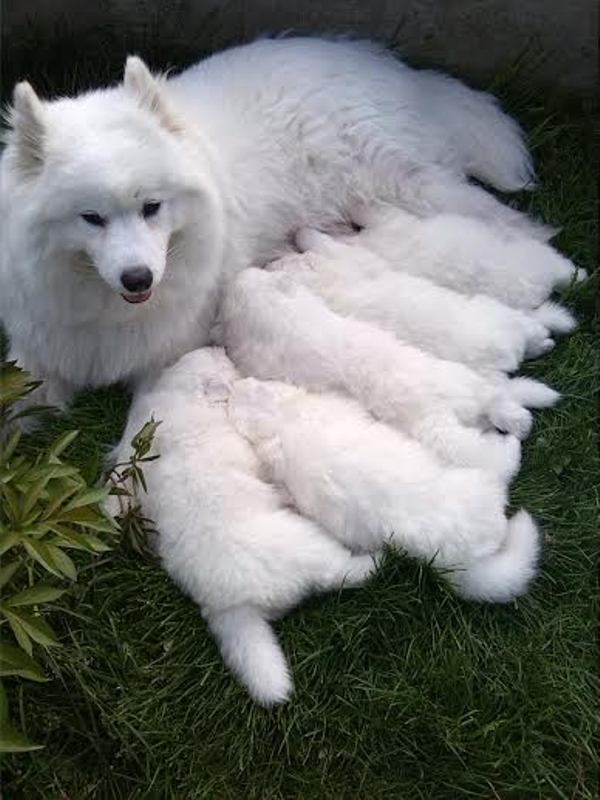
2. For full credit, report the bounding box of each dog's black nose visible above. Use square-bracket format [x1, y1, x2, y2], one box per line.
[121, 266, 153, 293]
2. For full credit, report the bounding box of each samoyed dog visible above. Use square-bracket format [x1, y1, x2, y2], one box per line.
[274, 228, 576, 373]
[344, 204, 586, 308]
[230, 378, 541, 603]
[221, 266, 559, 477]
[108, 347, 378, 705]
[0, 37, 545, 405]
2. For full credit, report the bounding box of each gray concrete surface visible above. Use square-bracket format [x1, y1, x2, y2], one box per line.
[3, 0, 598, 96]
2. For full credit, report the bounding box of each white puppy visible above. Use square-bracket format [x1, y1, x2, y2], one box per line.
[342, 205, 585, 309]
[230, 379, 541, 602]
[107, 347, 378, 706]
[269, 229, 576, 373]
[221, 268, 559, 477]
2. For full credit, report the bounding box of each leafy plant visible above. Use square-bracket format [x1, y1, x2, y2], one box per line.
[0, 361, 158, 752]
[106, 417, 161, 558]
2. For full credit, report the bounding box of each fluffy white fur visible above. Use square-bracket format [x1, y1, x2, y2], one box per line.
[221, 267, 559, 478]
[1, 37, 545, 403]
[270, 228, 576, 372]
[230, 379, 541, 602]
[344, 204, 586, 309]
[107, 347, 378, 706]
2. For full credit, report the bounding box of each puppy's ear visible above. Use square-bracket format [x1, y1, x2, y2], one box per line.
[123, 56, 182, 134]
[9, 81, 46, 177]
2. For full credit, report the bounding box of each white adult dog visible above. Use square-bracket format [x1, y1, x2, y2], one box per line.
[108, 347, 378, 706]
[1, 37, 545, 405]
[230, 378, 540, 603]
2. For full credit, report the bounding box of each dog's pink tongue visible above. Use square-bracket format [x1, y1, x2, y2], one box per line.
[122, 290, 152, 304]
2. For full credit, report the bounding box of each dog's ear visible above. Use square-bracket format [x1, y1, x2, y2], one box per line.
[123, 56, 182, 134]
[9, 81, 46, 177]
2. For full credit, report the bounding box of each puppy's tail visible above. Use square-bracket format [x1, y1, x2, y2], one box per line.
[206, 606, 292, 706]
[508, 376, 561, 409]
[415, 70, 535, 193]
[449, 510, 541, 602]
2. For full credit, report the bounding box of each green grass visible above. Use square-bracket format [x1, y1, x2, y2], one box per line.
[1, 27, 598, 800]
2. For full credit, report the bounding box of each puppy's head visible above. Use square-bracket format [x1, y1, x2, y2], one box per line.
[162, 348, 238, 400]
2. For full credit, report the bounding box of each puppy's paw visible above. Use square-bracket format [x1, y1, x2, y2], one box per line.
[525, 334, 555, 359]
[343, 552, 382, 587]
[488, 400, 532, 440]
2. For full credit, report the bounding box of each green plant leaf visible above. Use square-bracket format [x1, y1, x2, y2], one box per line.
[8, 404, 56, 423]
[130, 418, 161, 458]
[80, 532, 113, 553]
[23, 539, 77, 581]
[0, 720, 43, 752]
[21, 473, 56, 518]
[0, 682, 42, 754]
[63, 486, 110, 511]
[134, 466, 148, 493]
[48, 523, 93, 553]
[46, 430, 79, 461]
[0, 361, 43, 407]
[6, 584, 66, 607]
[0, 607, 59, 648]
[0, 458, 28, 485]
[47, 525, 96, 552]
[40, 481, 81, 522]
[3, 612, 33, 655]
[1, 484, 21, 523]
[25, 463, 80, 483]
[23, 540, 64, 579]
[0, 531, 21, 556]
[0, 429, 22, 464]
[57, 506, 117, 534]
[0, 643, 48, 682]
[0, 560, 20, 589]
[50, 526, 112, 553]
[45, 544, 77, 581]
[18, 524, 58, 540]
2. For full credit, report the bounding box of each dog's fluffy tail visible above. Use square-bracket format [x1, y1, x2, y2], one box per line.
[206, 606, 292, 706]
[508, 376, 561, 409]
[416, 70, 535, 193]
[449, 510, 541, 602]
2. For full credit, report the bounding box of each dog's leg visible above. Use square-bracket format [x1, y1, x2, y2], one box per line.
[316, 551, 382, 591]
[411, 413, 522, 481]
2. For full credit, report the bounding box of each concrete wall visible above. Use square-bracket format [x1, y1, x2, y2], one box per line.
[3, 0, 598, 96]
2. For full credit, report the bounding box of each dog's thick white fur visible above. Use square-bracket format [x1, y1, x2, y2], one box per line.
[230, 378, 541, 602]
[271, 229, 576, 373]
[1, 37, 546, 403]
[344, 205, 586, 309]
[221, 267, 559, 477]
[107, 347, 378, 705]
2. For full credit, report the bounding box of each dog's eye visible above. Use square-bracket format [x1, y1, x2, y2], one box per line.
[81, 212, 106, 227]
[142, 201, 161, 219]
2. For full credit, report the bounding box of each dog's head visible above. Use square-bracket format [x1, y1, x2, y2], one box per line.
[3, 57, 222, 304]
